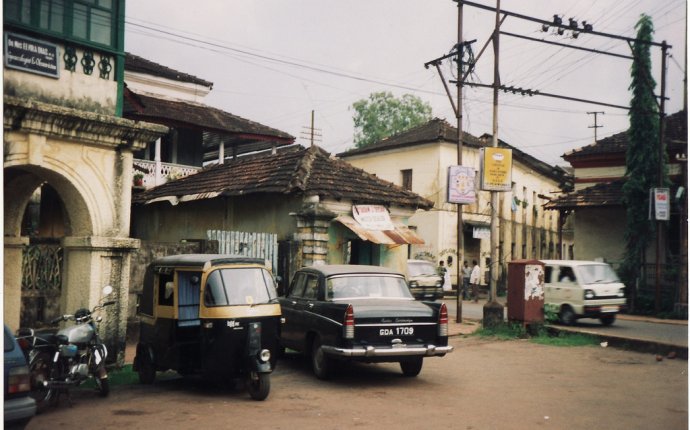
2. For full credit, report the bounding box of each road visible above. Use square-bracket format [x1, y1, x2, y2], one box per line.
[444, 297, 688, 347]
[24, 335, 687, 430]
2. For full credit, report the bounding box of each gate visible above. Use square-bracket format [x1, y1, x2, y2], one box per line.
[207, 230, 278, 274]
[21, 242, 63, 327]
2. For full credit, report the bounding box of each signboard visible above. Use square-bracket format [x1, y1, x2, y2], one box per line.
[480, 147, 512, 191]
[352, 205, 394, 231]
[5, 32, 60, 78]
[473, 226, 490, 239]
[447, 165, 476, 204]
[651, 188, 670, 221]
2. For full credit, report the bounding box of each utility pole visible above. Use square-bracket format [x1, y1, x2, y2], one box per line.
[455, 0, 465, 323]
[300, 110, 322, 147]
[483, 0, 504, 327]
[655, 42, 668, 313]
[587, 111, 605, 142]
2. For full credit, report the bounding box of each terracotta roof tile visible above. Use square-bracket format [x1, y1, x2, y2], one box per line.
[125, 53, 213, 88]
[133, 145, 434, 210]
[544, 180, 624, 210]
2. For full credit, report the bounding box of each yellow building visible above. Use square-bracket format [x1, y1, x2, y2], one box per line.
[339, 119, 571, 293]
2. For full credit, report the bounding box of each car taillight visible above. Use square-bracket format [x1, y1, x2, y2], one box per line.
[438, 303, 448, 337]
[17, 338, 31, 350]
[8, 365, 31, 394]
[344, 304, 354, 339]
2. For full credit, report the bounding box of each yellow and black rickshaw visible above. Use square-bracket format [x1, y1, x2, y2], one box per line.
[133, 254, 281, 400]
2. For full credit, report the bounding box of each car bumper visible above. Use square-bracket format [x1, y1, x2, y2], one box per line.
[322, 344, 453, 358]
[4, 396, 36, 424]
[409, 288, 443, 300]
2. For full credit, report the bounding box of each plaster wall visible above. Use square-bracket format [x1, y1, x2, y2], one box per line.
[4, 44, 118, 115]
[574, 207, 626, 263]
[574, 166, 626, 190]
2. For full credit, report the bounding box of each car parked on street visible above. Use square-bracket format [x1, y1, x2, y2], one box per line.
[406, 259, 444, 301]
[278, 264, 453, 379]
[4, 325, 36, 428]
[542, 260, 627, 326]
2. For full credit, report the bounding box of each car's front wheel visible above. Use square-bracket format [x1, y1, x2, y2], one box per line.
[311, 337, 332, 380]
[400, 357, 423, 377]
[559, 306, 576, 326]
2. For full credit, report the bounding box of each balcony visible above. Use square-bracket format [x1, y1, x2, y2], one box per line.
[133, 159, 201, 189]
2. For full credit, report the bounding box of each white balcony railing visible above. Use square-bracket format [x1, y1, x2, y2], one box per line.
[133, 159, 201, 189]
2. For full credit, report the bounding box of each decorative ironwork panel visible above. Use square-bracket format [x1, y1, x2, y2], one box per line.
[22, 245, 63, 292]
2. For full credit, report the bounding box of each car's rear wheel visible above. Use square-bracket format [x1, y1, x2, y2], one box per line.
[400, 357, 423, 377]
[311, 337, 332, 380]
[559, 306, 576, 326]
[600, 315, 616, 326]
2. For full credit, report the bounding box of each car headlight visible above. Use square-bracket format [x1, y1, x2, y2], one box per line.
[258, 349, 271, 363]
[435, 281, 442, 287]
[617, 288, 625, 298]
[584, 289, 595, 300]
[409, 281, 418, 288]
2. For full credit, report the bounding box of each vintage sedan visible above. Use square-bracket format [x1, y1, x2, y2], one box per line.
[278, 265, 453, 379]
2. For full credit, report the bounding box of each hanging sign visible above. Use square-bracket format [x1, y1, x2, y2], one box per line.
[352, 205, 394, 231]
[480, 147, 512, 191]
[447, 165, 476, 204]
[4, 32, 60, 78]
[651, 188, 670, 221]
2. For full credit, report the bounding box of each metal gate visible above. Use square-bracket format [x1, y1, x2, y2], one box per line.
[21, 243, 63, 327]
[207, 230, 278, 274]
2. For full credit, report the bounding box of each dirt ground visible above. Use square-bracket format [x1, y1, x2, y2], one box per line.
[25, 335, 688, 430]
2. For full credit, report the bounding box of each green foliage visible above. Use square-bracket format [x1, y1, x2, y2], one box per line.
[474, 321, 599, 347]
[621, 14, 669, 298]
[351, 91, 432, 148]
[543, 303, 560, 323]
[78, 365, 139, 390]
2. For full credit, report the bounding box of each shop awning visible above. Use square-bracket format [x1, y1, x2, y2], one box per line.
[335, 215, 425, 245]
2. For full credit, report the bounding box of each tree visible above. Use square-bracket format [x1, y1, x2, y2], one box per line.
[620, 14, 668, 309]
[351, 92, 432, 148]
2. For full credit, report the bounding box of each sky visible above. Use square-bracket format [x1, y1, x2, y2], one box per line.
[124, 0, 686, 167]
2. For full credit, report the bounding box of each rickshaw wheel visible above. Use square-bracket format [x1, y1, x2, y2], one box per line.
[246, 372, 270, 401]
[136, 350, 156, 385]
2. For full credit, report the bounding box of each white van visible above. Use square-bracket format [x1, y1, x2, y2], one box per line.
[542, 260, 627, 326]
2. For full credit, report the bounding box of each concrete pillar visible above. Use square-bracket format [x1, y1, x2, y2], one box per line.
[4, 236, 30, 332]
[293, 202, 335, 267]
[62, 236, 140, 365]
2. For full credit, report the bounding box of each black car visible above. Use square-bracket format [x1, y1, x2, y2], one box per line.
[278, 264, 453, 379]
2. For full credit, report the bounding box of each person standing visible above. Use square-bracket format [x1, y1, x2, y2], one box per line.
[469, 259, 481, 303]
[438, 261, 451, 292]
[462, 261, 472, 300]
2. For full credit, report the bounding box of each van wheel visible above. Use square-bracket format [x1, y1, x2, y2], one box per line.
[559, 306, 576, 326]
[246, 372, 270, 401]
[600, 315, 616, 326]
[311, 337, 332, 380]
[400, 357, 423, 377]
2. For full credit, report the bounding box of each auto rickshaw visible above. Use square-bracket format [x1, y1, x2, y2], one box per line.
[133, 254, 282, 400]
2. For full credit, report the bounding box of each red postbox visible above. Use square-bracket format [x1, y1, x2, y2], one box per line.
[507, 259, 545, 323]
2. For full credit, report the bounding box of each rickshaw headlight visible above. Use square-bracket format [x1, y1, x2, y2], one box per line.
[258, 349, 271, 363]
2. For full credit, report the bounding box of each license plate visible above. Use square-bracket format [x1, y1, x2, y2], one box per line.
[601, 305, 618, 313]
[379, 326, 415, 336]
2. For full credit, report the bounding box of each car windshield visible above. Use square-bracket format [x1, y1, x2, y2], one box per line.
[408, 262, 437, 277]
[204, 267, 278, 306]
[576, 264, 620, 284]
[327, 275, 414, 300]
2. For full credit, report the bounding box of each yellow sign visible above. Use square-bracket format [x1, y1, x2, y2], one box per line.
[480, 147, 512, 191]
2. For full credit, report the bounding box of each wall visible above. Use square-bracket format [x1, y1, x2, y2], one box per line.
[574, 207, 626, 263]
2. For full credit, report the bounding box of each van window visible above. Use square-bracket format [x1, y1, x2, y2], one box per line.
[544, 266, 553, 284]
[558, 267, 576, 283]
[577, 264, 619, 284]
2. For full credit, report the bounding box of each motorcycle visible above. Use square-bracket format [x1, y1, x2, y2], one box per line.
[16, 285, 116, 411]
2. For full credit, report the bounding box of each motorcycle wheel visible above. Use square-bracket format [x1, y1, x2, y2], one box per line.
[246, 372, 270, 401]
[95, 375, 110, 397]
[29, 352, 58, 412]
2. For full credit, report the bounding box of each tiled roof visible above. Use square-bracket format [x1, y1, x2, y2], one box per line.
[564, 110, 687, 160]
[338, 118, 563, 181]
[543, 180, 625, 210]
[337, 118, 483, 157]
[125, 53, 213, 88]
[123, 90, 294, 155]
[133, 145, 434, 210]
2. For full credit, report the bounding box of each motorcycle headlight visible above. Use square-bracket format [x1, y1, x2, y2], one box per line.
[584, 289, 595, 300]
[258, 349, 271, 363]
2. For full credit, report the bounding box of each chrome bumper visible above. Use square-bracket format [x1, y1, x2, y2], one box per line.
[321, 344, 453, 358]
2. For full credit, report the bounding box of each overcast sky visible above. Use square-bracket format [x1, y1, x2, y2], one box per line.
[125, 0, 686, 167]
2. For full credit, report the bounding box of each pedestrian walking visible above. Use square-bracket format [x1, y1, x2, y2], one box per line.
[469, 259, 481, 303]
[462, 260, 472, 300]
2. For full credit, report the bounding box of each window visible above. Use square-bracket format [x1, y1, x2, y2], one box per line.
[288, 273, 307, 298]
[204, 268, 276, 306]
[302, 276, 319, 300]
[157, 273, 174, 307]
[4, 0, 117, 48]
[401, 169, 412, 191]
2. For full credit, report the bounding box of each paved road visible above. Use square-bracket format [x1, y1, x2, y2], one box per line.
[442, 296, 688, 347]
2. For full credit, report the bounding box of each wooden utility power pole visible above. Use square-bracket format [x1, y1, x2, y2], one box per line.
[587, 111, 605, 141]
